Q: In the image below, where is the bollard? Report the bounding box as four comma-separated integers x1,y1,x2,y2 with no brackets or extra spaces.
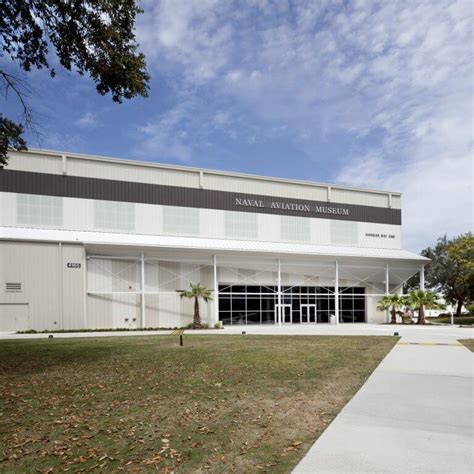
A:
180,334,183,346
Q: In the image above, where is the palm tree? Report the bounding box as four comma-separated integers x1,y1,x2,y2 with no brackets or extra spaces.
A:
407,290,444,325
377,294,407,324
177,283,213,329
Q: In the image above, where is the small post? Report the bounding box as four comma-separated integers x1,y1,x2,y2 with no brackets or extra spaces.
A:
141,253,146,328
385,263,390,324
277,258,282,325
213,255,219,325
334,260,339,325
180,334,183,346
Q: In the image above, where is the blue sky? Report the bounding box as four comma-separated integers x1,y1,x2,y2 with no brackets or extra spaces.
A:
3,0,473,251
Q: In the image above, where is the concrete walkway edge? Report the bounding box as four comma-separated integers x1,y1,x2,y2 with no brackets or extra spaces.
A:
293,333,473,473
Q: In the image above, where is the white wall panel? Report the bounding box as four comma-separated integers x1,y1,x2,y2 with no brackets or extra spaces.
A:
391,195,401,209
0,241,84,331
331,189,390,208
1,192,402,249
204,174,328,201
67,157,200,188
8,151,62,175
61,245,85,329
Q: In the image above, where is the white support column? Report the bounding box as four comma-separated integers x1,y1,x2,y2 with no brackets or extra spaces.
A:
277,258,282,325
213,255,219,325
141,253,146,328
334,260,339,325
420,265,425,291
83,250,88,328
58,242,63,329
385,263,390,323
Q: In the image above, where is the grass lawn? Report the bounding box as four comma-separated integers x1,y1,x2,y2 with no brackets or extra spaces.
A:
427,315,474,325
459,339,474,352
0,335,397,473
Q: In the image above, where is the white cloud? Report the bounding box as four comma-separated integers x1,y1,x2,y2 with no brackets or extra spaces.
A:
136,100,196,162
75,112,98,128
135,0,473,250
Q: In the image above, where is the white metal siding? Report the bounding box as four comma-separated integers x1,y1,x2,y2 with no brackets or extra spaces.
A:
1,192,402,249
204,173,328,201
0,241,84,331
8,151,63,175
6,150,400,210
67,157,200,188
0,304,29,331
331,189,390,207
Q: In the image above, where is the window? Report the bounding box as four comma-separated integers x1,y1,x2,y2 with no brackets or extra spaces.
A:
225,212,258,239
163,206,200,235
94,200,135,232
280,216,310,242
17,194,63,226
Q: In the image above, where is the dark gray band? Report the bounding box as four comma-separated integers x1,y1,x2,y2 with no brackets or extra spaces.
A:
0,170,401,225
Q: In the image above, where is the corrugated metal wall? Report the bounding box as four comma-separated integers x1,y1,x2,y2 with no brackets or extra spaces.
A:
0,192,402,249
0,241,84,331
7,150,400,210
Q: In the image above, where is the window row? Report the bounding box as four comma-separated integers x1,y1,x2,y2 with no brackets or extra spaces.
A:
15,197,359,246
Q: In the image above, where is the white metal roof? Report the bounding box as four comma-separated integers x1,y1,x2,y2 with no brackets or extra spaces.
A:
1,227,428,262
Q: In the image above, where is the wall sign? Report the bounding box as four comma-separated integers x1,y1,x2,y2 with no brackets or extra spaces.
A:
365,233,396,239
235,198,350,216
67,263,81,268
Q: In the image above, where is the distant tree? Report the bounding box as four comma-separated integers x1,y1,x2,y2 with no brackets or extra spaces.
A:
177,283,213,329
421,234,473,317
407,290,444,325
0,0,150,166
377,294,407,324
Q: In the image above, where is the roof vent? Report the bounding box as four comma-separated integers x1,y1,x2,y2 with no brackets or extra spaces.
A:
6,282,22,292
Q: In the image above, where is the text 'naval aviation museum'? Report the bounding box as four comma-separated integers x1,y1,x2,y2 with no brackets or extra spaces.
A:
235,197,350,216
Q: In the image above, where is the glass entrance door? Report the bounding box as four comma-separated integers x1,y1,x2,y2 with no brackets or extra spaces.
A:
275,304,292,324
300,304,317,323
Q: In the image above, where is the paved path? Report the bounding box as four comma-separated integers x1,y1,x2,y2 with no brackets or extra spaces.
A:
294,332,474,473
0,323,472,340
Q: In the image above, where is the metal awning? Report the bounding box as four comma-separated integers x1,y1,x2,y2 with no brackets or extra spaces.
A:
1,226,428,262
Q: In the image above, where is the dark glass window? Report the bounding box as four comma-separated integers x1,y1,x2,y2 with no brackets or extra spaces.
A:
246,286,260,294
354,297,365,310
231,297,245,311
220,312,231,325
247,296,261,311
217,285,365,325
220,298,231,311
247,311,261,324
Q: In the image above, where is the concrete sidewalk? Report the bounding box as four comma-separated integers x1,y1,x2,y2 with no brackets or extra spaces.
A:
294,334,474,473
0,323,472,340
